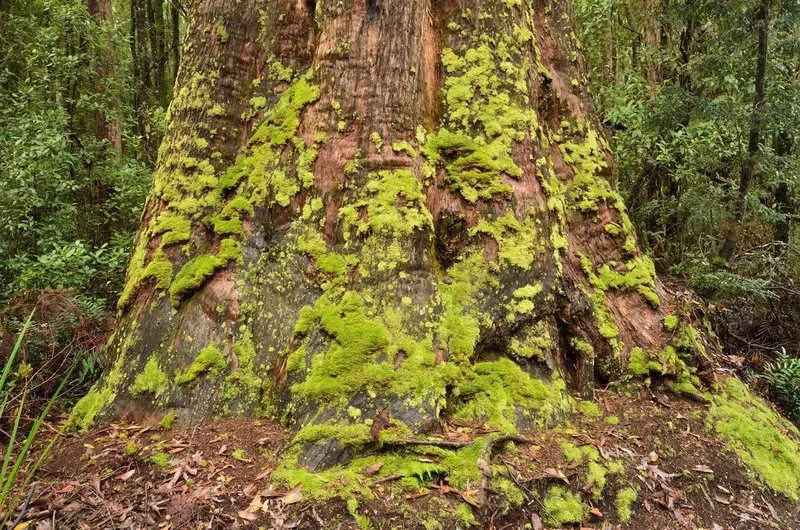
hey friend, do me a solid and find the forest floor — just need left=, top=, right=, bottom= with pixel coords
left=10, top=387, right=799, bottom=530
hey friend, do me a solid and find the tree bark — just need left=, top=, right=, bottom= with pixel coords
left=87, top=0, right=122, bottom=152
left=170, top=0, right=181, bottom=85
left=720, top=0, right=770, bottom=261
left=72, top=0, right=698, bottom=471
left=773, top=132, right=794, bottom=245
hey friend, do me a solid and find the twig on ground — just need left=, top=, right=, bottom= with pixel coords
left=9, top=481, right=37, bottom=529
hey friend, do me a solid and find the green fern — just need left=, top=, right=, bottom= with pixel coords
left=756, top=348, right=800, bottom=422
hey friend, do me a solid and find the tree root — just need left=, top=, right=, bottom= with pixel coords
left=477, top=435, right=535, bottom=506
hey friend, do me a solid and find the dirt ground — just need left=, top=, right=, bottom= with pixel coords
left=8, top=388, right=799, bottom=529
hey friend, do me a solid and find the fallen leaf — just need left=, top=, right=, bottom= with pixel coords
left=590, top=506, right=603, bottom=517
left=693, top=464, right=714, bottom=474
left=530, top=513, right=543, bottom=530
left=90, top=473, right=102, bottom=495
left=255, top=467, right=273, bottom=481
left=237, top=509, right=259, bottom=521
left=282, top=484, right=303, bottom=505
left=117, top=469, right=135, bottom=481
left=362, top=462, right=384, bottom=476
left=542, top=467, right=569, bottom=484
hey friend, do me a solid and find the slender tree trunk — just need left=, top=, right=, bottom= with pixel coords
left=150, top=0, right=167, bottom=107
left=720, top=0, right=770, bottom=261
left=170, top=0, right=181, bottom=85
left=87, top=0, right=122, bottom=152
left=72, top=0, right=702, bottom=471
left=773, top=132, right=794, bottom=245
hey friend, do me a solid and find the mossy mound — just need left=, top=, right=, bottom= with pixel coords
left=707, top=377, right=800, bottom=500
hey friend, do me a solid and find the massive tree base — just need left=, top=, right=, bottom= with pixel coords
left=69, top=0, right=721, bottom=472
left=36, top=378, right=800, bottom=528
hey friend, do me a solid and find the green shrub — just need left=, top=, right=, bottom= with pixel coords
left=756, top=348, right=800, bottom=421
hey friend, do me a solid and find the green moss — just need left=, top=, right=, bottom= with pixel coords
left=317, top=252, right=348, bottom=276
left=542, top=486, right=585, bottom=526
left=169, top=254, right=223, bottom=306
left=560, top=441, right=623, bottom=499
left=370, top=132, right=383, bottom=151
left=130, top=356, right=169, bottom=397
left=160, top=412, right=176, bottom=430
left=232, top=449, right=246, bottom=460
left=216, top=21, right=229, bottom=43
left=708, top=377, right=800, bottom=500
left=470, top=210, right=541, bottom=271
left=456, top=503, right=478, bottom=526
left=605, top=416, right=619, bottom=425
left=452, top=357, right=569, bottom=433
left=175, top=343, right=227, bottom=386
left=576, top=400, right=601, bottom=418
left=616, top=487, right=637, bottom=522
left=422, top=24, right=538, bottom=203
left=154, top=212, right=191, bottom=246
left=124, top=442, right=138, bottom=456
left=213, top=196, right=254, bottom=235
left=581, top=253, right=660, bottom=309
left=224, top=70, right=320, bottom=208
left=509, top=321, right=552, bottom=360
left=391, top=140, right=417, bottom=159
left=150, top=452, right=172, bottom=469
left=664, top=315, right=679, bottom=331
left=221, top=327, right=264, bottom=412
left=570, top=337, right=595, bottom=358
left=627, top=347, right=660, bottom=378
left=68, top=341, right=127, bottom=431
left=290, top=292, right=388, bottom=400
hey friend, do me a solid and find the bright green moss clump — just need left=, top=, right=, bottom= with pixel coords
left=130, top=356, right=168, bottom=397
left=616, top=487, right=637, bottom=522
left=708, top=377, right=800, bottom=500
left=175, top=343, right=227, bottom=386
left=150, top=452, right=172, bottom=469
left=575, top=400, right=601, bottom=418
left=453, top=357, right=569, bottom=433
left=160, top=412, right=176, bottom=430
left=542, top=486, right=585, bottom=526
left=169, top=255, right=222, bottom=305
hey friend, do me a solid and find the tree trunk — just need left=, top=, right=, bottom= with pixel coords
left=72, top=0, right=698, bottom=471
left=170, top=0, right=181, bottom=85
left=88, top=0, right=122, bottom=152
left=773, top=132, right=794, bottom=245
left=148, top=0, right=168, bottom=108
left=720, top=0, right=770, bottom=261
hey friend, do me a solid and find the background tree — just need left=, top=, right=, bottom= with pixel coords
left=574, top=0, right=800, bottom=356
left=0, top=0, right=184, bottom=412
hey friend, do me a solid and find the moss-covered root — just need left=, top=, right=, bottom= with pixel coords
left=708, top=377, right=800, bottom=500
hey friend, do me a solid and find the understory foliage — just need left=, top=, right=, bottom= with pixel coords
left=0, top=0, right=181, bottom=310
left=0, top=0, right=182, bottom=401
left=574, top=0, right=800, bottom=374
left=755, top=348, right=800, bottom=421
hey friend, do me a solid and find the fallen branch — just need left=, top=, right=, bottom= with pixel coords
left=384, top=439, right=474, bottom=449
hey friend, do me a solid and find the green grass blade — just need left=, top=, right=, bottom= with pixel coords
left=0, top=384, right=26, bottom=489
left=0, top=309, right=35, bottom=397
left=0, top=362, right=74, bottom=513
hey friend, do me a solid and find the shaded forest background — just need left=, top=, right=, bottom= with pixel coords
left=0, top=0, right=798, bottom=421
